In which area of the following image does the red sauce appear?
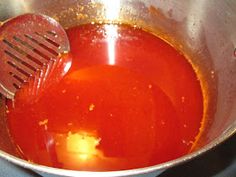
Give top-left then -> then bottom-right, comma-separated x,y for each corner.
6,24 -> 203,171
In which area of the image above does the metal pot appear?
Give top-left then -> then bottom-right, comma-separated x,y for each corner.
0,0 -> 236,176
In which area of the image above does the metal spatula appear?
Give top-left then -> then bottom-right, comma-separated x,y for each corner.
0,13 -> 70,99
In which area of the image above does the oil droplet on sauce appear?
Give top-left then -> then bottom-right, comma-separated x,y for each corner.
6,24 -> 203,171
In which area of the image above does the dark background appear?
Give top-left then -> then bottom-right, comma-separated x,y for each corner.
160,134 -> 236,177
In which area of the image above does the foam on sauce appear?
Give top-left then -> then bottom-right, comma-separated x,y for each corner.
6,24 -> 203,171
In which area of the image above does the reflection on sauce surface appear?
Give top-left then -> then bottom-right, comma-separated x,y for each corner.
6,24 -> 203,171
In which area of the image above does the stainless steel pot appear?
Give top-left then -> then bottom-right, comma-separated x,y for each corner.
0,0 -> 236,176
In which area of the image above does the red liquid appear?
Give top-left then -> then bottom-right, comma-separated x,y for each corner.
7,24 -> 203,171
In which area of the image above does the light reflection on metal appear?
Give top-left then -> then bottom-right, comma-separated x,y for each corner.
105,25 -> 118,65
102,0 -> 120,21
101,0 -> 120,65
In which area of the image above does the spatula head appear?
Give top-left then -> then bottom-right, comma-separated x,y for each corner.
0,13 -> 70,99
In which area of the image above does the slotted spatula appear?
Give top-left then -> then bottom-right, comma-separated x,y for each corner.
0,13 -> 70,99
